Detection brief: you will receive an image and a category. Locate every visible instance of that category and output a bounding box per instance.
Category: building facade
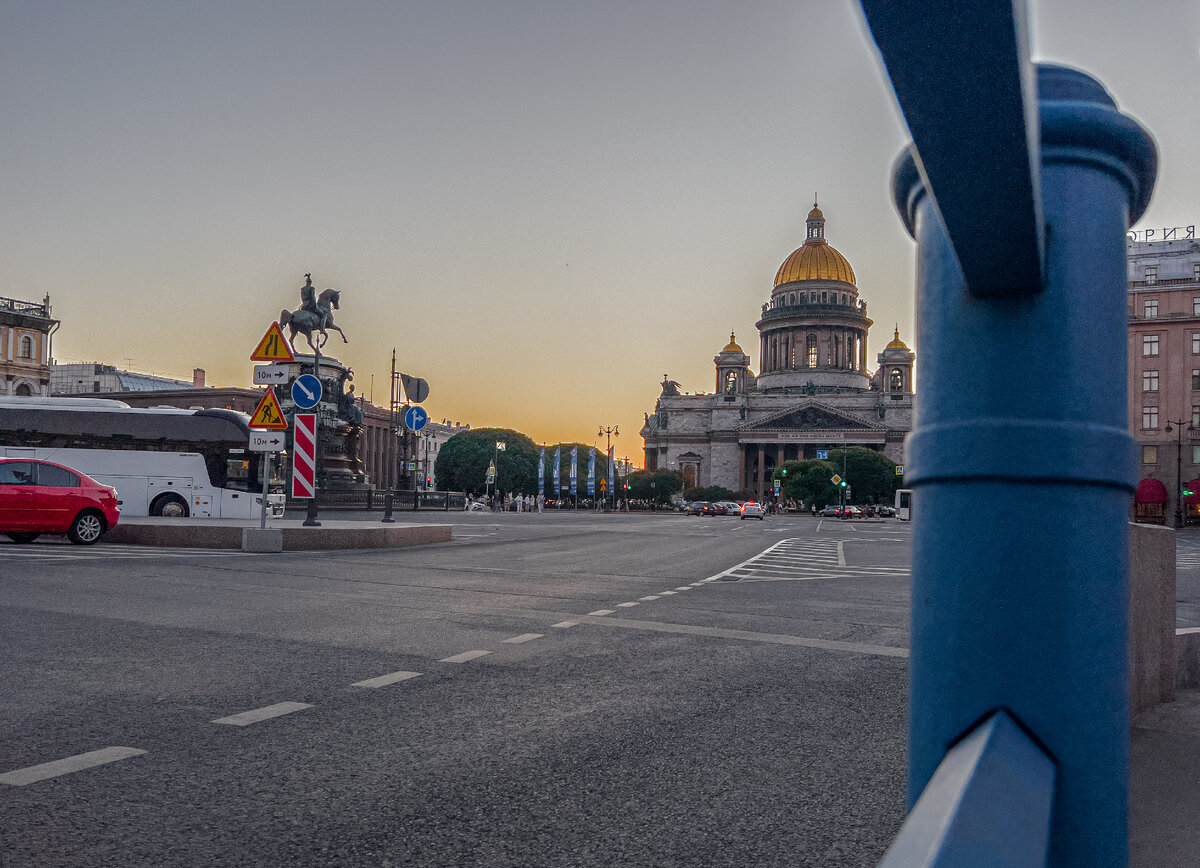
[0,294,58,397]
[1127,228,1200,523]
[641,204,915,500]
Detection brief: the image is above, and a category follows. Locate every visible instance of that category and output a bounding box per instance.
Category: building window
[725,371,738,394]
[1194,445,1200,465]
[1195,297,1200,315]
[1193,334,1200,354]
[1146,266,1157,284]
[890,368,904,391]
[1143,335,1159,356]
[806,334,817,368]
[1195,264,1200,282]
[1143,445,1158,464]
[1144,299,1159,318]
[18,335,34,359]
[1144,370,1159,391]
[789,293,795,305]
[1194,370,1200,390]
[1143,407,1159,429]
[1193,406,1200,428]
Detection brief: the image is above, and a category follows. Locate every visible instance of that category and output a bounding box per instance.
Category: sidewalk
[105,515,451,551]
[1131,688,1200,866]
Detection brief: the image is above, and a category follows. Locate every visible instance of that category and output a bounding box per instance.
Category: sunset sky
[3,1,1197,463]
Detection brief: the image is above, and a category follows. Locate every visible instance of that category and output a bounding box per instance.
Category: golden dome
[774,201,855,287]
[886,327,910,350]
[722,332,742,353]
[774,242,856,286]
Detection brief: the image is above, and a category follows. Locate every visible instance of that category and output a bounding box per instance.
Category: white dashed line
[588,609,615,616]
[440,650,492,663]
[503,633,543,644]
[617,602,639,608]
[658,590,677,595]
[639,595,660,601]
[351,671,421,689]
[212,702,313,727]
[0,747,147,787]
[551,621,578,628]
[674,587,692,591]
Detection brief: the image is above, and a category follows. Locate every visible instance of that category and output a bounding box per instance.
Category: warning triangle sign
[249,388,289,430]
[250,322,295,362]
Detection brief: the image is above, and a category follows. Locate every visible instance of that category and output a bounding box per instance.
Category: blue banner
[570,446,578,496]
[587,447,596,496]
[608,447,615,496]
[553,447,561,494]
[538,446,545,494]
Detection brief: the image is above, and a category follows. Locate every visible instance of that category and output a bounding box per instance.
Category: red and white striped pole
[291,413,317,500]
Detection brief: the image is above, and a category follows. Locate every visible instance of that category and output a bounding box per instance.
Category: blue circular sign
[291,374,323,409]
[404,405,428,432]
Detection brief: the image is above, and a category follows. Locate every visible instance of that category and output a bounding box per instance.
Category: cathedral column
[738,445,746,492]
[756,444,765,501]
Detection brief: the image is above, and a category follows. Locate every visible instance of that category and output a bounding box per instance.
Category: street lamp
[598,425,619,510]
[1164,418,1194,529]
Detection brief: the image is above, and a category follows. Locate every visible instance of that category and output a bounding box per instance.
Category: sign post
[247,387,288,529]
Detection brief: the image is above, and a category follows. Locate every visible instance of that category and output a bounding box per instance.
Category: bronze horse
[280,287,347,351]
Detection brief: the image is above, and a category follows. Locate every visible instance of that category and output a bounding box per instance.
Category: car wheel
[67,510,106,545]
[151,493,189,518]
[5,532,40,543]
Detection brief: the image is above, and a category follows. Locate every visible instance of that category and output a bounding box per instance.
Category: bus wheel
[67,511,106,545]
[6,533,40,544]
[151,494,189,518]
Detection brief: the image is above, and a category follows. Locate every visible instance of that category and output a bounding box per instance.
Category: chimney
[193,368,206,388]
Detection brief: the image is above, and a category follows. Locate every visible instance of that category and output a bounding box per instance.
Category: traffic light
[427,476,433,488]
[840,480,848,488]
[781,467,788,476]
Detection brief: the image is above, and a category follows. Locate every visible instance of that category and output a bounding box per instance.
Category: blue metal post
[894,65,1155,864]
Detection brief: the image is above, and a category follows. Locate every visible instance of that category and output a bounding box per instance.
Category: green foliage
[434,428,538,495]
[769,448,899,507]
[626,468,684,504]
[683,485,737,503]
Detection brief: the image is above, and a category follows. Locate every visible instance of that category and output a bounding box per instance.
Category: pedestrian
[537,492,544,513]
[811,503,817,517]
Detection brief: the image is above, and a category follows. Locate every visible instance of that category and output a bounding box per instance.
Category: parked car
[819,505,841,517]
[740,501,766,520]
[0,458,121,545]
[716,501,741,515]
[697,501,721,516]
[686,501,704,515]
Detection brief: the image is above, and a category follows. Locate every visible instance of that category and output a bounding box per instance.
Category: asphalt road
[0,512,912,867]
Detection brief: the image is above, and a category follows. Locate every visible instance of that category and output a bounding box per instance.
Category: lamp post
[1164,419,1194,529]
[598,425,618,510]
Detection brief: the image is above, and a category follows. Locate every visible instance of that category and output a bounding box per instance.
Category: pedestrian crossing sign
[249,388,289,430]
[250,322,296,362]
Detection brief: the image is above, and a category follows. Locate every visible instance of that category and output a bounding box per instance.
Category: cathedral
[640,203,915,500]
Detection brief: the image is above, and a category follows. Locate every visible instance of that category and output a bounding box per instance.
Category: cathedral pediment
[738,401,888,433]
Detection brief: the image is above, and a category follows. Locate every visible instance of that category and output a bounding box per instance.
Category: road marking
[575,614,908,658]
[838,541,846,567]
[212,702,312,726]
[350,671,421,689]
[639,595,660,601]
[0,747,147,787]
[440,650,491,663]
[503,633,543,644]
[588,609,615,616]
[617,602,639,607]
[658,590,677,595]
[551,621,578,628]
[674,586,692,591]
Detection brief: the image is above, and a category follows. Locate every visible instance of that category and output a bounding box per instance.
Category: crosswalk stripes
[715,537,911,584]
[0,543,247,561]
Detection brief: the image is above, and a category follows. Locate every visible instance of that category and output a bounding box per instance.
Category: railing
[757,301,869,321]
[284,489,466,512]
[0,296,52,317]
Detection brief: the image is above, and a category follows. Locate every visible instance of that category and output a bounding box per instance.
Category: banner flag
[608,447,615,496]
[554,447,561,494]
[570,446,578,496]
[587,447,596,496]
[538,447,545,494]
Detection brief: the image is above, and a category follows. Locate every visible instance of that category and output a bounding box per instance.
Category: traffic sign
[830,474,842,485]
[291,413,317,498]
[401,373,430,403]
[896,465,905,476]
[404,405,428,432]
[253,363,290,386]
[250,322,295,362]
[249,389,288,430]
[249,432,286,452]
[817,450,829,460]
[291,374,323,410]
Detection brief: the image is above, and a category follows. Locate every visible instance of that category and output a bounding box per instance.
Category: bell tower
[714,332,752,399]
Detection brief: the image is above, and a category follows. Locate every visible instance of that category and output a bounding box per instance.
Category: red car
[0,458,121,545]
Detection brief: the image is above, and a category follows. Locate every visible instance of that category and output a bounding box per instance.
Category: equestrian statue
[280,273,348,351]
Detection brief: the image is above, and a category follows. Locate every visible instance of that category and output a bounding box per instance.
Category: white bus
[0,397,285,519]
[895,488,913,521]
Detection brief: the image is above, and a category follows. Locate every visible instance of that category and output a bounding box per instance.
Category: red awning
[1184,479,1200,506]
[1136,478,1168,504]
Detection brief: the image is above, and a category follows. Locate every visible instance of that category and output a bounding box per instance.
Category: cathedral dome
[773,201,856,287]
[721,332,743,353]
[886,328,910,350]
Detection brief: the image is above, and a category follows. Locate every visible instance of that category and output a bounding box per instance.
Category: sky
[3,1,1198,465]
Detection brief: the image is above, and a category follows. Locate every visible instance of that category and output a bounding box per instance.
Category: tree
[684,485,737,503]
[434,428,538,495]
[824,447,901,504]
[626,468,684,505]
